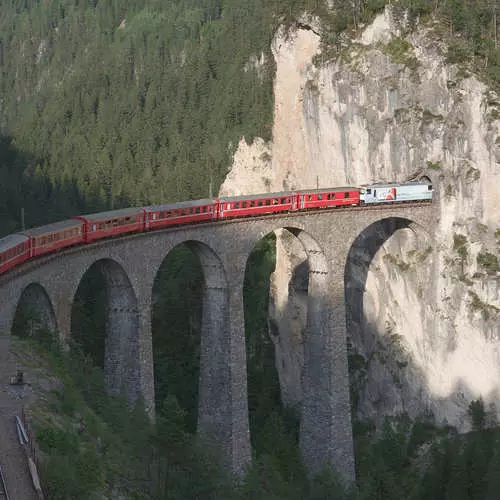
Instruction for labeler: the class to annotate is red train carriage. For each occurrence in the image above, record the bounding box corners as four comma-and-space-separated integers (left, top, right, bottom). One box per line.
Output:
298, 187, 360, 210
75, 207, 146, 243
218, 192, 299, 219
23, 219, 85, 258
0, 234, 30, 275
144, 199, 218, 230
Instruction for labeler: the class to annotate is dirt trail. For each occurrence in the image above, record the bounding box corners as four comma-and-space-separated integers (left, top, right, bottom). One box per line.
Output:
0, 335, 39, 499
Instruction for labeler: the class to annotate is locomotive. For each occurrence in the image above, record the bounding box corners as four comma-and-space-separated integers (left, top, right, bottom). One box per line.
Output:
0, 180, 432, 276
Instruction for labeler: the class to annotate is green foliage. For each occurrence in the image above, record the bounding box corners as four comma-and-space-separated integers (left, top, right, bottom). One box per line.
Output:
244, 233, 282, 440
384, 37, 420, 71
468, 291, 499, 320
453, 234, 468, 276
426, 161, 441, 170
152, 244, 204, 433
468, 398, 487, 431
477, 251, 499, 275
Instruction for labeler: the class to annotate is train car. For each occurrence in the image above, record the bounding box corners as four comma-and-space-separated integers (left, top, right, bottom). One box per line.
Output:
218, 192, 299, 219
361, 180, 433, 204
75, 207, 146, 243
23, 219, 85, 258
144, 199, 218, 230
298, 187, 360, 210
0, 234, 31, 275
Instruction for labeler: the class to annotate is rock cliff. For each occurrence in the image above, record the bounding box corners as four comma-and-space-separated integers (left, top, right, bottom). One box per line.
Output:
220, 7, 500, 430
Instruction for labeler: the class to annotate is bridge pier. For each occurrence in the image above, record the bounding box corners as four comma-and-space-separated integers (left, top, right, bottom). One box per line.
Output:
300, 271, 355, 480
0, 298, 16, 337
197, 252, 251, 477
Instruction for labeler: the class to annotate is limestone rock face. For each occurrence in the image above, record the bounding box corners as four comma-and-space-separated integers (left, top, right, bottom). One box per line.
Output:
220, 7, 500, 429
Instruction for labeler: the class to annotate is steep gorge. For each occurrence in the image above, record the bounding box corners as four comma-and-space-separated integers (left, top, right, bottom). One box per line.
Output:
220, 7, 500, 430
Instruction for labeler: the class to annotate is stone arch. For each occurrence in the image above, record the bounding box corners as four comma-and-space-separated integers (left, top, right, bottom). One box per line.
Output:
151, 240, 229, 443
12, 282, 58, 338
71, 258, 140, 403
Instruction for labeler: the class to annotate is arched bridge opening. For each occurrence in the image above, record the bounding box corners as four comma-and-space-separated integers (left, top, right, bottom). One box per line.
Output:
151, 240, 233, 454
71, 258, 140, 404
151, 242, 204, 433
245, 225, 344, 477
344, 217, 433, 420
12, 283, 58, 345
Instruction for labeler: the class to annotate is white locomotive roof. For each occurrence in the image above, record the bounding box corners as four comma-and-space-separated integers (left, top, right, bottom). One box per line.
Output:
145, 198, 217, 211
0, 234, 29, 253
79, 207, 144, 222
23, 219, 84, 237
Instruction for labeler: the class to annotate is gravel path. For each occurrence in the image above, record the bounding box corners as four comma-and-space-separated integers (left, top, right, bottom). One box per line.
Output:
0, 336, 39, 499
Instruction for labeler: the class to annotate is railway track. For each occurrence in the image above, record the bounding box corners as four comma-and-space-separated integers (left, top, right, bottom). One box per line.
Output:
0, 200, 433, 283
0, 464, 10, 500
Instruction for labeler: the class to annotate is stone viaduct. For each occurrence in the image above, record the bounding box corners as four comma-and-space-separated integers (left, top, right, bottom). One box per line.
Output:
0, 203, 436, 480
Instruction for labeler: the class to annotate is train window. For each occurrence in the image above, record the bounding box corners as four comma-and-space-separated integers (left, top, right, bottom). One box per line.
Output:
308, 195, 313, 201
428, 185, 432, 190
265, 199, 271, 206
233, 203, 239, 209
257, 201, 262, 206
344, 192, 349, 198
373, 190, 377, 197
41, 237, 47, 245
366, 189, 371, 194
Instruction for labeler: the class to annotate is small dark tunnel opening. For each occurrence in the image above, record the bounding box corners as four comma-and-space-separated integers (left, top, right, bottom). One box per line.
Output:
151, 243, 204, 434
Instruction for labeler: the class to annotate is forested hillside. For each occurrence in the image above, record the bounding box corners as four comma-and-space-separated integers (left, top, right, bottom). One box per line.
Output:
0, 0, 498, 235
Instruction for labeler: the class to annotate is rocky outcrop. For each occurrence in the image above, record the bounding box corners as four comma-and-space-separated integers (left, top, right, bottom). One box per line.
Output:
220, 6, 500, 430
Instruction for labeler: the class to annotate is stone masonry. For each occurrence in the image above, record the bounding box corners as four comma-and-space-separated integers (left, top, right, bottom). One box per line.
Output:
0, 202, 435, 480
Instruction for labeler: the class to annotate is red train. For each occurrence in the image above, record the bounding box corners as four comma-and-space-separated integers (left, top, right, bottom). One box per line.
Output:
0, 181, 432, 276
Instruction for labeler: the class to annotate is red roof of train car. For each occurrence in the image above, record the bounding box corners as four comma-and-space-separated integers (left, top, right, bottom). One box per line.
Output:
22, 219, 84, 237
